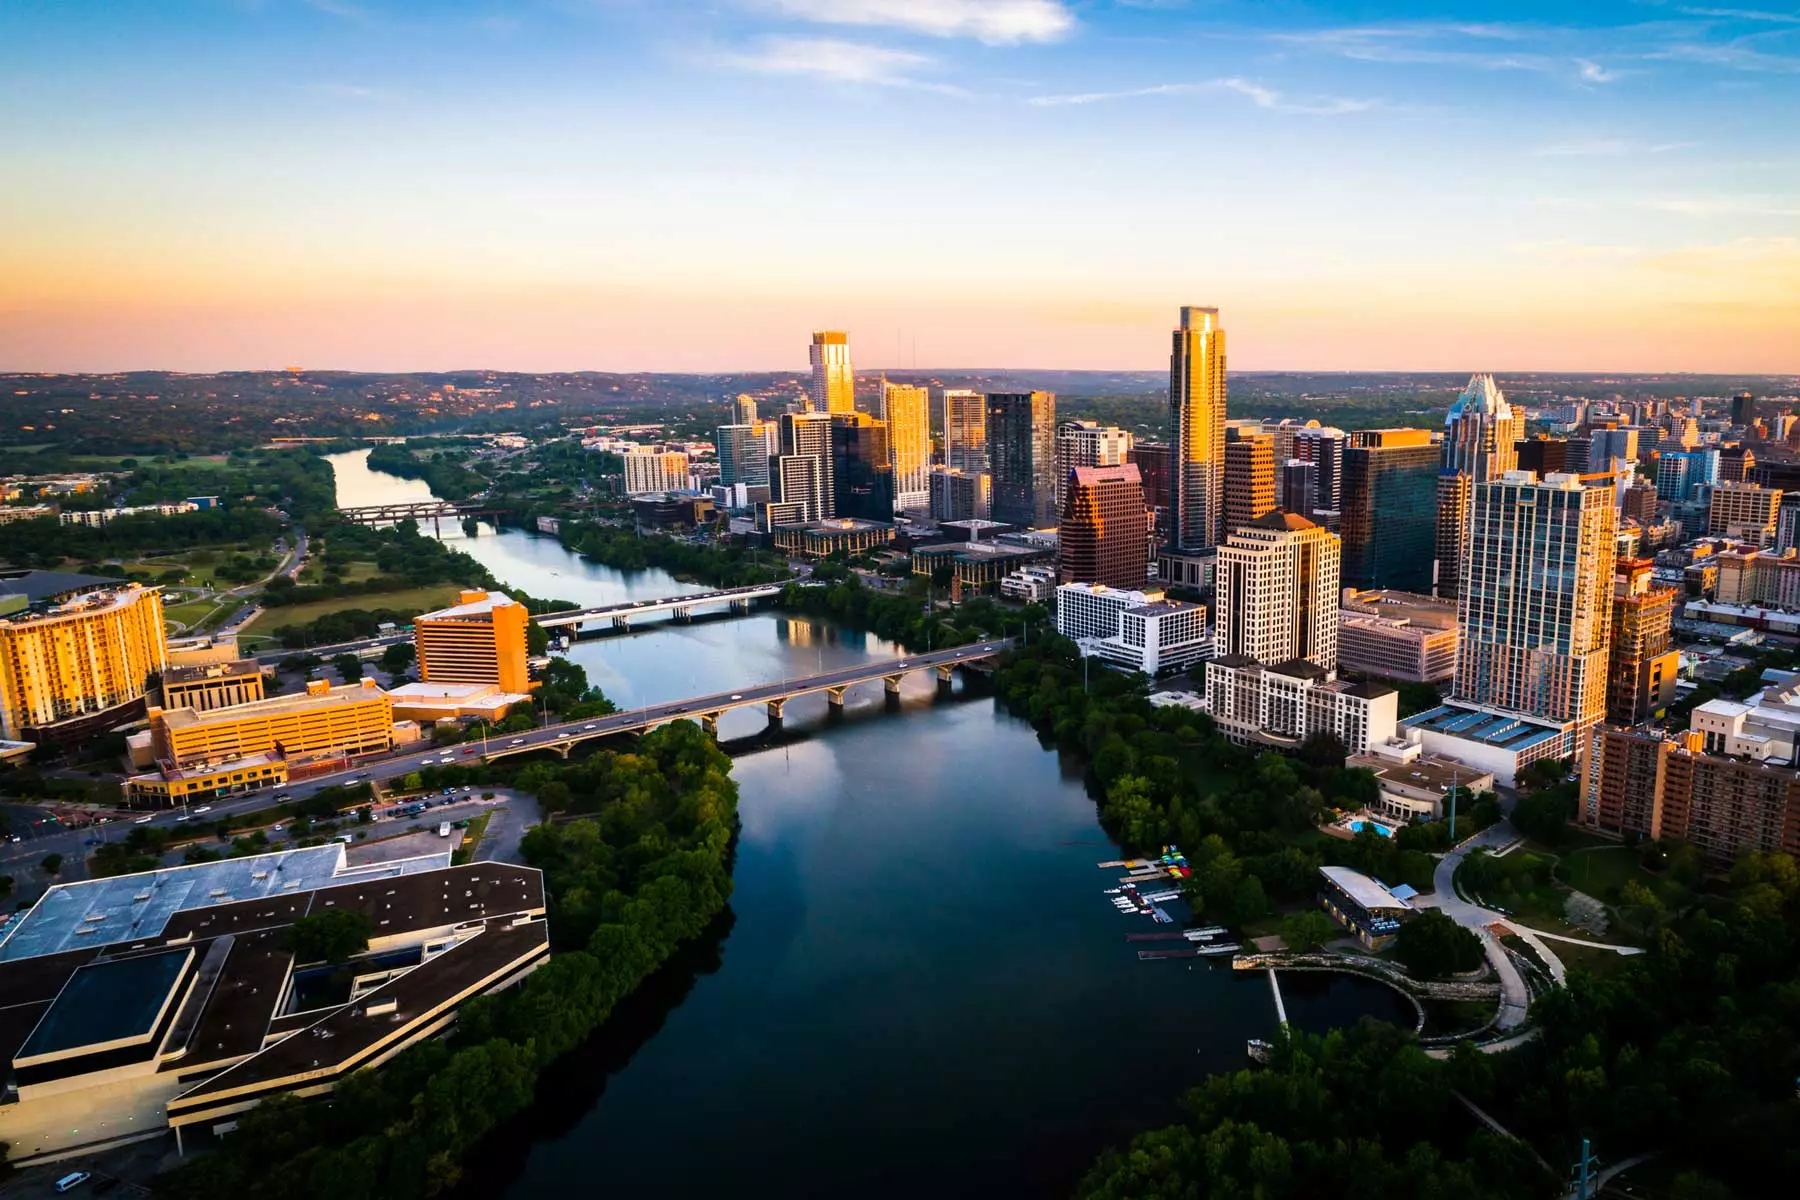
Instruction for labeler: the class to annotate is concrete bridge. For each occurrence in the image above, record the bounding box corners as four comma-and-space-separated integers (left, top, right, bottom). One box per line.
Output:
473, 640, 1011, 760
533, 583, 786, 631
337, 501, 507, 526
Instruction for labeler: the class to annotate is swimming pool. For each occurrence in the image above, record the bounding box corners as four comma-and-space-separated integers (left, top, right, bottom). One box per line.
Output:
1348, 820, 1395, 838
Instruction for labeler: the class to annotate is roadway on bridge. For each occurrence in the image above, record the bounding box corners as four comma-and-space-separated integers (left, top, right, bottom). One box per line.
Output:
534, 583, 787, 628
2, 642, 1009, 882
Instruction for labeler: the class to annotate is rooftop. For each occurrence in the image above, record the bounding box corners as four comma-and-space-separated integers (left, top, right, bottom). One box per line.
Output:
0, 845, 449, 963
1320, 865, 1412, 914
16, 949, 191, 1063
1403, 704, 1567, 752
0, 583, 154, 627
156, 678, 389, 732
0, 569, 125, 608
1245, 510, 1318, 532
416, 589, 522, 622
164, 659, 264, 686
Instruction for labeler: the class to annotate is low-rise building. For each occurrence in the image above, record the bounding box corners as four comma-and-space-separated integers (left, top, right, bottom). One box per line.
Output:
772, 517, 895, 559
1205, 655, 1398, 754
998, 565, 1058, 603
1056, 582, 1209, 675
0, 847, 547, 1164
1350, 741, 1495, 823
386, 682, 533, 725
1400, 704, 1571, 788
1337, 588, 1458, 684
630, 490, 715, 530
913, 538, 1054, 600
1317, 865, 1413, 949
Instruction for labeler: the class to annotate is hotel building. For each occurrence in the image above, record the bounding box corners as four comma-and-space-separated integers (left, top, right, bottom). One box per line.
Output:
1054, 583, 1209, 676
412, 590, 532, 695
0, 583, 168, 742
1205, 656, 1398, 756
882, 382, 931, 513
1213, 512, 1340, 670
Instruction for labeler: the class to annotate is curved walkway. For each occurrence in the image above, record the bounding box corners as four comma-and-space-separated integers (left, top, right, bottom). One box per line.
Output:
1411, 823, 1537, 1029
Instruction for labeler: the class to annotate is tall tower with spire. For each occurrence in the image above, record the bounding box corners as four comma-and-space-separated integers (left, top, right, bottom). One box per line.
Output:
1435, 373, 1523, 599
1168, 306, 1227, 552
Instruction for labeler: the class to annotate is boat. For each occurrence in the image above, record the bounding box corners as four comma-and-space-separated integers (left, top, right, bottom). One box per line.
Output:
1183, 926, 1228, 940
1195, 942, 1241, 956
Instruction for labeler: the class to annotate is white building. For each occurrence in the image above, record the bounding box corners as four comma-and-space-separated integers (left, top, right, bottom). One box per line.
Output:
1205, 655, 1398, 755
999, 564, 1057, 602
1350, 740, 1496, 823
1213, 511, 1340, 669
1055, 582, 1209, 675
622, 448, 690, 496
1054, 420, 1132, 509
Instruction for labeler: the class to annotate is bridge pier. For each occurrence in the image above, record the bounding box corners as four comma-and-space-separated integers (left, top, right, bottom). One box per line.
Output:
935, 663, 955, 693
883, 673, 905, 696
699, 711, 721, 735
673, 607, 691, 622
612, 616, 630, 631
766, 698, 787, 726
731, 598, 748, 613
826, 686, 848, 711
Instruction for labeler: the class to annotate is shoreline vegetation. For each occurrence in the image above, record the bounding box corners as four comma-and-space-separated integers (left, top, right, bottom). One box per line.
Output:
160, 722, 738, 1200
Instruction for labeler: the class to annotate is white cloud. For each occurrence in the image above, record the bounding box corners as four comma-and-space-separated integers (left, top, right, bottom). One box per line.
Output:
762, 0, 1074, 44
1677, 7, 1800, 23
1644, 195, 1800, 215
714, 36, 965, 92
1028, 76, 1377, 114
1534, 137, 1692, 156
1576, 58, 1621, 82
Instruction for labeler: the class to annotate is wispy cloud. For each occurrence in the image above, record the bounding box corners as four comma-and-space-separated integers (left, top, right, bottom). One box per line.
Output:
1028, 76, 1377, 114
761, 0, 1074, 44
1576, 58, 1621, 82
305, 0, 369, 20
1508, 240, 1645, 259
302, 82, 386, 99
713, 36, 966, 92
1646, 39, 1800, 70
1644, 195, 1800, 215
1534, 137, 1693, 156
1677, 7, 1800, 23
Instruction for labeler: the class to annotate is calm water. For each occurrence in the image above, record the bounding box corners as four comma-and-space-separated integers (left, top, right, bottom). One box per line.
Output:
327, 450, 1414, 1197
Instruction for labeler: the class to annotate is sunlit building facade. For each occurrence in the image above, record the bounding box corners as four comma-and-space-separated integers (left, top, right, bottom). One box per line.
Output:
882, 382, 932, 513
809, 330, 855, 414
1168, 305, 1227, 552
413, 590, 532, 695
0, 583, 168, 741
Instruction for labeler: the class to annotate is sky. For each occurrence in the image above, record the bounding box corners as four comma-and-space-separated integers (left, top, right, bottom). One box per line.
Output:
2, 0, 1797, 374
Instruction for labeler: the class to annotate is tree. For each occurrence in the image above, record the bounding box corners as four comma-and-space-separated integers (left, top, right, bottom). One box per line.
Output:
1281, 910, 1336, 952
332, 653, 363, 682
283, 908, 373, 964
380, 642, 417, 674
1511, 782, 1575, 844
1392, 909, 1484, 979
39, 853, 62, 877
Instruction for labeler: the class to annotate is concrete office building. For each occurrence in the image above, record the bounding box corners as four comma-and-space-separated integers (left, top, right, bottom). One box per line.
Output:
1205, 656, 1398, 756
1340, 431, 1439, 592
160, 660, 265, 713
987, 391, 1057, 529
881, 381, 932, 513
1213, 512, 1341, 670
733, 393, 758, 424
715, 422, 775, 488
1337, 588, 1459, 684
775, 411, 835, 521
1054, 420, 1132, 510
1058, 464, 1149, 590
1434, 374, 1522, 599
0, 583, 168, 743
1291, 426, 1347, 529
1609, 558, 1679, 726
0, 848, 546, 1164
928, 467, 991, 522
1054, 583, 1209, 675
1656, 449, 1717, 503
1707, 480, 1781, 544
809, 330, 855, 414
939, 388, 988, 473
413, 590, 532, 695
1223, 434, 1276, 535
1168, 305, 1228, 552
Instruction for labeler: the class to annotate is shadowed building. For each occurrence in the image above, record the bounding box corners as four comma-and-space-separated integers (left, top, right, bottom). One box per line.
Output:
1340, 430, 1438, 592
987, 391, 1057, 528
830, 412, 894, 521
1223, 434, 1275, 536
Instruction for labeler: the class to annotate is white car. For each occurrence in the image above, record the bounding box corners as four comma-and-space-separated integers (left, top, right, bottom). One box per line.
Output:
731, 693, 742, 700
509, 738, 525, 745
134, 814, 155, 825
194, 806, 212, 814
583, 723, 597, 730
556, 732, 570, 739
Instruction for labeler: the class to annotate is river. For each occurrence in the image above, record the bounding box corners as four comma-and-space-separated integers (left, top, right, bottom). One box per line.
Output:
326, 450, 1414, 1197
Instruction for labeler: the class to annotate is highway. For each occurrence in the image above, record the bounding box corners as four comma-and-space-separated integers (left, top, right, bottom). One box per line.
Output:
0, 641, 1009, 886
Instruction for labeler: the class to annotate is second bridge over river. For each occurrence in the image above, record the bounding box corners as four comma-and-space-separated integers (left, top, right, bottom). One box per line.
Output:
477, 640, 1012, 759
533, 583, 787, 632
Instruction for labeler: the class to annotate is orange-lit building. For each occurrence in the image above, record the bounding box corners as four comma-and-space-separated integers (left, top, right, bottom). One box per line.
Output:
1058, 464, 1149, 590
412, 590, 532, 694
0, 583, 168, 742
1608, 559, 1679, 726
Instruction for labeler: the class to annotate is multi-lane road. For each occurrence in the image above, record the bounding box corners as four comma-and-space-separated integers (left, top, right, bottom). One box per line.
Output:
0, 642, 1007, 886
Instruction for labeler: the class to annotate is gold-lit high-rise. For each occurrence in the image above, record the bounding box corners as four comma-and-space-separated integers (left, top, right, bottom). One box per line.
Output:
809, 331, 855, 414
1168, 306, 1227, 551
0, 583, 168, 741
882, 381, 931, 513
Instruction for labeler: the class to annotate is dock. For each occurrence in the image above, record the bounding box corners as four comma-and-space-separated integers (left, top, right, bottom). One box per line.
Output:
1125, 931, 1190, 943
1136, 943, 1241, 961
1268, 968, 1289, 1027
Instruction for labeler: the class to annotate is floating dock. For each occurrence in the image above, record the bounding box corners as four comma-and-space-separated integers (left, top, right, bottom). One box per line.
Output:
1136, 943, 1241, 961
1125, 931, 1190, 943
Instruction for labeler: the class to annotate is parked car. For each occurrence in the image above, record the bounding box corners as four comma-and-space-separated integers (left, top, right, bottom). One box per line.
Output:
55, 1172, 91, 1193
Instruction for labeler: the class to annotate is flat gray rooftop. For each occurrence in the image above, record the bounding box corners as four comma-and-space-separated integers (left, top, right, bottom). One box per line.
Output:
0, 846, 451, 963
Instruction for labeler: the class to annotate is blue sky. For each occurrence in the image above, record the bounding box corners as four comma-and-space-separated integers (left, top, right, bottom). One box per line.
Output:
2, 1, 1796, 372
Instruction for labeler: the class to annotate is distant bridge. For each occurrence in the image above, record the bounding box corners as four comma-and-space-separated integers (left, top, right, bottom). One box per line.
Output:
533, 583, 786, 631
336, 501, 508, 526
474, 640, 1012, 760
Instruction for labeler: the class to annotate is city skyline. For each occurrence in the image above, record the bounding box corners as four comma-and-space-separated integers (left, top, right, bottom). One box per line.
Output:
4, 1, 1798, 374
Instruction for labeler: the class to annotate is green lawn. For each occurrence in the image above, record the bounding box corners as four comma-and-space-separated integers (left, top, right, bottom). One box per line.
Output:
163, 595, 239, 633
452, 812, 492, 866
243, 583, 465, 632
1556, 845, 1691, 908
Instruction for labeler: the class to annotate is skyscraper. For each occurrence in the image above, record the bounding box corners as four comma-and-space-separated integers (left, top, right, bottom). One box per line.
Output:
1292, 427, 1348, 529
881, 381, 931, 513
1608, 558, 1679, 726
733, 393, 758, 425
1054, 420, 1132, 509
1128, 441, 1171, 532
1213, 512, 1340, 669
776, 411, 834, 519
1340, 431, 1439, 592
1058, 464, 1149, 590
830, 412, 894, 521
0, 583, 168, 742
716, 421, 775, 487
1223, 435, 1275, 534
1435, 373, 1523, 599
1454, 471, 1616, 730
809, 331, 855, 414
987, 391, 1057, 529
939, 388, 988, 473
1168, 305, 1227, 551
